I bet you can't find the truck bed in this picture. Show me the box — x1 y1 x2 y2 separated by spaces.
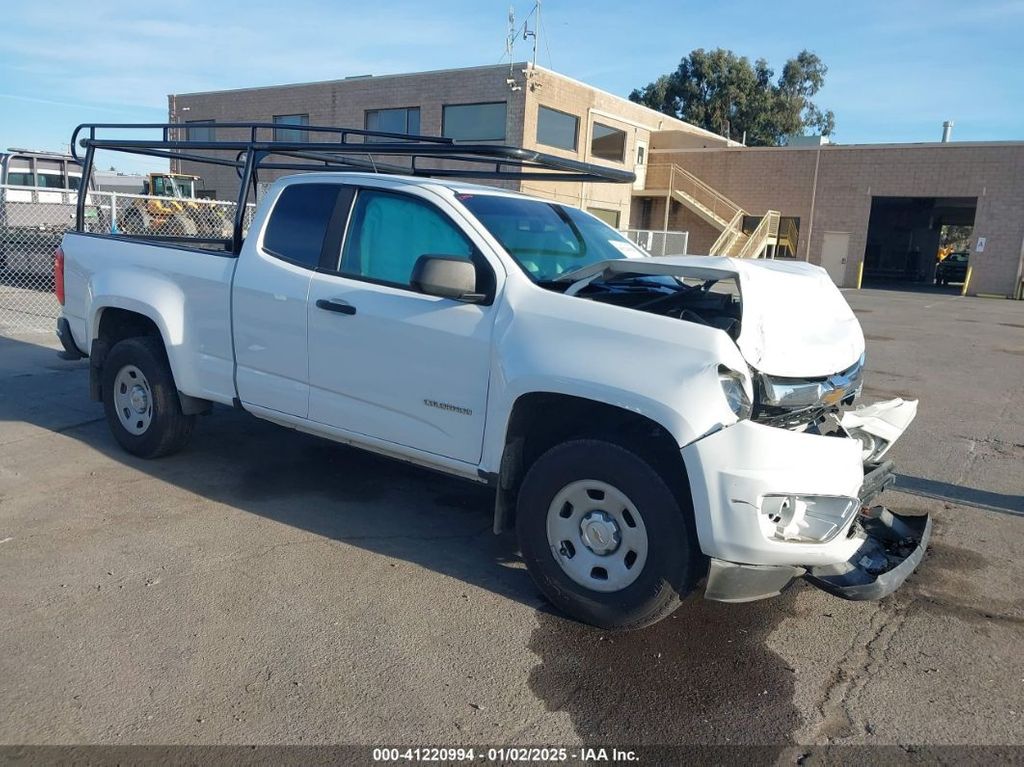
60 231 238 406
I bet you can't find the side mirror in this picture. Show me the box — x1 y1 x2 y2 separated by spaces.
410 255 484 302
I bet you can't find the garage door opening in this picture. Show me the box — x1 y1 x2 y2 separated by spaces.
862 196 976 290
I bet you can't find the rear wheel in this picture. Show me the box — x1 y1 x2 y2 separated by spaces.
516 439 700 630
101 337 195 458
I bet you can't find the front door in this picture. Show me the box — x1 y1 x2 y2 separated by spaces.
821 231 851 286
306 187 496 464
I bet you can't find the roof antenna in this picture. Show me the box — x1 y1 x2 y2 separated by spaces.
523 1 540 69
505 6 522 91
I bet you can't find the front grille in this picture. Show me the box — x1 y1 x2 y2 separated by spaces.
753 355 864 426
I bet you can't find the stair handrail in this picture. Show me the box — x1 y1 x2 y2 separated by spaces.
709 210 745 255
778 216 799 254
735 210 781 259
671 164 743 224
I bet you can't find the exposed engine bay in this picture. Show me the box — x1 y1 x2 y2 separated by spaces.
566 274 743 339
557 268 916 459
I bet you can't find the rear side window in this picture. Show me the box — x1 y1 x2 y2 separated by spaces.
263 184 341 268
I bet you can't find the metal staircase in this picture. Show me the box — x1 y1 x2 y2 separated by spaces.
636 163 782 258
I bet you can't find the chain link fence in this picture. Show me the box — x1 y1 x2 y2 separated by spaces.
621 229 689 257
2 188 691 335
0 185 253 334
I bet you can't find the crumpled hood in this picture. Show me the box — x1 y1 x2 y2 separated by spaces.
565 255 865 378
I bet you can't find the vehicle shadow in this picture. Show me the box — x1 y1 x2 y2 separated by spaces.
1 332 803 746
895 474 1024 517
527 595 799 747
0 333 534 607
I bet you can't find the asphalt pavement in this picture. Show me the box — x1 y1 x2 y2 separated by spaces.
0 288 1021 751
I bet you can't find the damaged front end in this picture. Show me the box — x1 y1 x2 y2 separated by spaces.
563 254 930 604
704 361 928 602
695 388 928 603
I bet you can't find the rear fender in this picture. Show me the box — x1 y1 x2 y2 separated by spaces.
88 270 187 386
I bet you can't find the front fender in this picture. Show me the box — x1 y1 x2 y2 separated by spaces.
479 276 750 473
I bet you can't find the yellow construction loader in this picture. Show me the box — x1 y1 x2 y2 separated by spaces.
117 173 230 238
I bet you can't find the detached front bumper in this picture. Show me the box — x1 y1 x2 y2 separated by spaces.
681 410 928 603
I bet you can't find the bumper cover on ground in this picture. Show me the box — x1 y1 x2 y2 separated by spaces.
705 506 931 603
804 507 931 600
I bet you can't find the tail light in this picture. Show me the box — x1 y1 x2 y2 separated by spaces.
54 245 65 305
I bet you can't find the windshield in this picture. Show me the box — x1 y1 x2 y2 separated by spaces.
457 193 647 282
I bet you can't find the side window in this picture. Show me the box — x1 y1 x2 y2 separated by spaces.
340 190 474 287
263 184 341 269
6 172 34 186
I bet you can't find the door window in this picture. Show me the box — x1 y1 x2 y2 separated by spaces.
340 190 474 287
263 183 341 268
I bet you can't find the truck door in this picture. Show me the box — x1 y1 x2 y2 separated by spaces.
232 182 347 417
306 187 498 465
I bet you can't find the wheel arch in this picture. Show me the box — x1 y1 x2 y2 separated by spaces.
88 302 209 415
491 391 693 533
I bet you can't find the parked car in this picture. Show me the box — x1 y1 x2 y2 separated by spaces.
55 125 928 629
935 251 969 285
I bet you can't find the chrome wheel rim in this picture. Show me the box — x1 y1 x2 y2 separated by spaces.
545 479 648 593
113 364 153 436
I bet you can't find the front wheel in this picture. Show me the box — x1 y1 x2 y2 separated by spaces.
516 439 701 630
102 337 195 458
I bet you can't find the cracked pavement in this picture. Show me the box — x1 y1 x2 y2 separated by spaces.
0 288 1022 747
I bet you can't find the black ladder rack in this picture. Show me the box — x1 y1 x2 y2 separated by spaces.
71 121 635 254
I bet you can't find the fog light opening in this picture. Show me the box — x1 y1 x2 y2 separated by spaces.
760 494 860 543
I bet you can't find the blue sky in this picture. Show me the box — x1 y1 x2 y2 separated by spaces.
1 0 1022 171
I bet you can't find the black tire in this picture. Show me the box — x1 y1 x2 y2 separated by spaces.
516 439 701 630
101 336 195 458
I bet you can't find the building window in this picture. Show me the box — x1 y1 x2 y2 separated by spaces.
365 107 421 140
186 119 215 142
442 102 507 141
588 207 621 228
273 113 309 142
536 105 579 151
591 122 626 162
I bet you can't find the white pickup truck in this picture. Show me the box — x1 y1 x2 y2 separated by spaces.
55 125 928 629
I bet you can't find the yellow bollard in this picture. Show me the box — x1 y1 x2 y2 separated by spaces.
960 265 973 297
856 261 864 289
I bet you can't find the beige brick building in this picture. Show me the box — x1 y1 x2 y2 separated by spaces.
634 141 1024 297
169 62 727 229
171 63 1024 298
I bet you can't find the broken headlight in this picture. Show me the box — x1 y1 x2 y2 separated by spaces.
718 366 752 420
